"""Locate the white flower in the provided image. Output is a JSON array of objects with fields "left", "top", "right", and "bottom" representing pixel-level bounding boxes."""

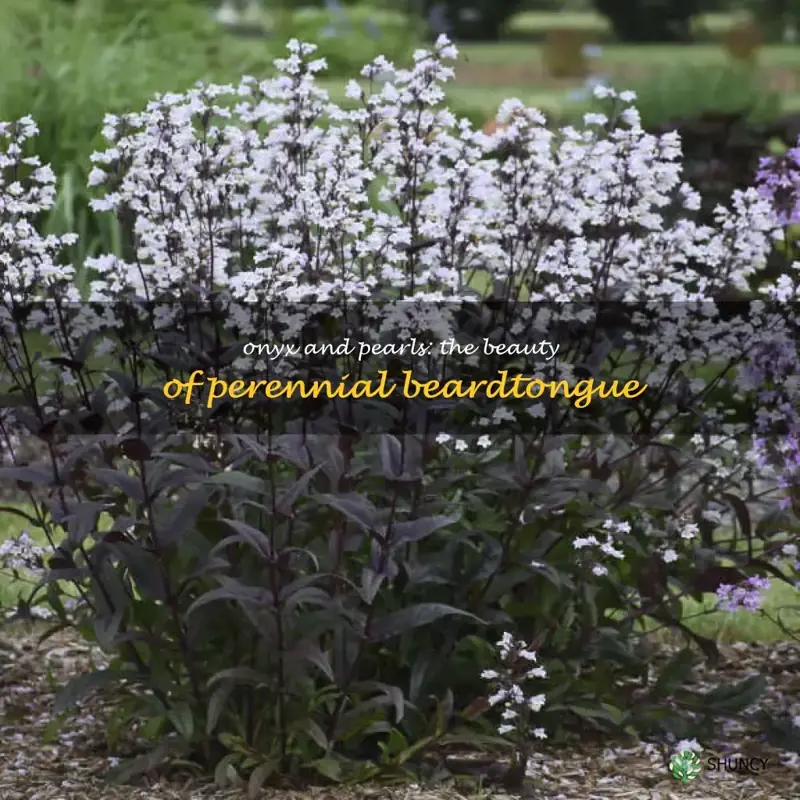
[
  {"left": 662, "top": 548, "right": 679, "bottom": 563},
  {"left": 583, "top": 112, "right": 608, "bottom": 127},
  {"left": 532, "top": 727, "right": 548, "bottom": 739},
  {"left": 488, "top": 690, "right": 507, "bottom": 706},
  {"left": 527, "top": 694, "right": 546, "bottom": 712},
  {"left": 477, "top": 434, "right": 492, "bottom": 449},
  {"left": 454, "top": 439, "right": 469, "bottom": 452},
  {"left": 526, "top": 666, "right": 547, "bottom": 679},
  {"left": 435, "top": 432, "right": 451, "bottom": 444},
  {"left": 498, "top": 723, "right": 515, "bottom": 735},
  {"left": 481, "top": 669, "right": 499, "bottom": 680},
  {"left": 680, "top": 522, "right": 700, "bottom": 540},
  {"left": 592, "top": 84, "right": 616, "bottom": 99},
  {"left": 574, "top": 536, "right": 598, "bottom": 549}
]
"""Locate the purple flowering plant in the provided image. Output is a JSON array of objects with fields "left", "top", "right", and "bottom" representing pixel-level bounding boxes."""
[{"left": 0, "top": 36, "right": 799, "bottom": 788}]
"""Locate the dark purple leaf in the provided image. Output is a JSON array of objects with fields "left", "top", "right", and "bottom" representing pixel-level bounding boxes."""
[{"left": 369, "top": 603, "right": 483, "bottom": 642}]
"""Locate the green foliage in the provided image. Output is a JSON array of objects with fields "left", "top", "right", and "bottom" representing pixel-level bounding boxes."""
[
  {"left": 585, "top": 64, "right": 782, "bottom": 130},
  {"left": 65, "top": 0, "right": 216, "bottom": 42},
  {"left": 506, "top": 9, "right": 613, "bottom": 41},
  {"left": 742, "top": 0, "right": 800, "bottom": 41},
  {"left": 0, "top": 0, "right": 272, "bottom": 277},
  {"left": 591, "top": 0, "right": 711, "bottom": 42},
  {"left": 275, "top": 7, "right": 423, "bottom": 76},
  {"left": 418, "top": 0, "right": 525, "bottom": 41}
]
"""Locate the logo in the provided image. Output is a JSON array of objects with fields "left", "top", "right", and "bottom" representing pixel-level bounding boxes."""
[
  {"left": 707, "top": 756, "right": 770, "bottom": 774},
  {"left": 670, "top": 750, "right": 702, "bottom": 783}
]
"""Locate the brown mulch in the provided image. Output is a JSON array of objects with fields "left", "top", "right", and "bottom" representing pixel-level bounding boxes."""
[{"left": 1, "top": 624, "right": 799, "bottom": 800}]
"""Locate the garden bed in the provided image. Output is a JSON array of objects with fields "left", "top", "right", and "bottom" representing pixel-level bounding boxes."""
[{"left": 2, "top": 625, "right": 798, "bottom": 800}]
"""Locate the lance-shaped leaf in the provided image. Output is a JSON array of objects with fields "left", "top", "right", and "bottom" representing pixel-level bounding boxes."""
[
  {"left": 276, "top": 463, "right": 324, "bottom": 518},
  {"left": 187, "top": 578, "right": 273, "bottom": 615},
  {"left": 369, "top": 603, "right": 484, "bottom": 641},
  {"left": 390, "top": 512, "right": 460, "bottom": 548},
  {"left": 55, "top": 668, "right": 128, "bottom": 714},
  {"left": 318, "top": 492, "right": 379, "bottom": 532},
  {"left": 219, "top": 518, "right": 273, "bottom": 561},
  {"left": 159, "top": 485, "right": 211, "bottom": 546},
  {"left": 209, "top": 471, "right": 266, "bottom": 495},
  {"left": 88, "top": 467, "right": 145, "bottom": 504}
]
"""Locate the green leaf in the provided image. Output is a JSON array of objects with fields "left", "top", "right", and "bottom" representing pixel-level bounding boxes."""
[
  {"left": 310, "top": 757, "right": 342, "bottom": 781},
  {"left": 105, "top": 740, "right": 173, "bottom": 784},
  {"left": 651, "top": 647, "right": 694, "bottom": 698},
  {"left": 209, "top": 471, "right": 266, "bottom": 495},
  {"left": 297, "top": 718, "right": 329, "bottom": 750},
  {"left": 390, "top": 513, "right": 460, "bottom": 548},
  {"left": 213, "top": 753, "right": 239, "bottom": 788},
  {"left": 703, "top": 674, "right": 766, "bottom": 712},
  {"left": 551, "top": 702, "right": 624, "bottom": 727},
  {"left": 54, "top": 668, "right": 125, "bottom": 714},
  {"left": 89, "top": 467, "right": 145, "bottom": 503},
  {"left": 219, "top": 518, "right": 273, "bottom": 561},
  {"left": 208, "top": 666, "right": 271, "bottom": 687},
  {"left": 248, "top": 761, "right": 276, "bottom": 798},
  {"left": 206, "top": 684, "right": 234, "bottom": 736},
  {"left": 318, "top": 492, "right": 378, "bottom": 532},
  {"left": 439, "top": 728, "right": 514, "bottom": 751},
  {"left": 160, "top": 485, "right": 211, "bottom": 546},
  {"left": 276, "top": 463, "right": 324, "bottom": 517},
  {"left": 168, "top": 703, "right": 194, "bottom": 741},
  {"left": 112, "top": 542, "right": 167, "bottom": 600},
  {"left": 369, "top": 603, "right": 484, "bottom": 641},
  {"left": 140, "top": 715, "right": 166, "bottom": 741},
  {"left": 42, "top": 714, "right": 66, "bottom": 744}
]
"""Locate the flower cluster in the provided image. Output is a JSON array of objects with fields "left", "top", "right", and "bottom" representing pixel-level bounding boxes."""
[
  {"left": 482, "top": 633, "right": 548, "bottom": 739},
  {"left": 715, "top": 575, "right": 772, "bottom": 613},
  {"left": 755, "top": 143, "right": 800, "bottom": 226},
  {"left": 0, "top": 531, "right": 46, "bottom": 572},
  {"left": 573, "top": 519, "right": 627, "bottom": 577}
]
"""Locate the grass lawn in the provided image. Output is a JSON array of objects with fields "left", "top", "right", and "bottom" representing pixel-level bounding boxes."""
[
  {"left": 505, "top": 10, "right": 749, "bottom": 40},
  {"left": 458, "top": 41, "right": 800, "bottom": 68},
  {"left": 305, "top": 36, "right": 800, "bottom": 123}
]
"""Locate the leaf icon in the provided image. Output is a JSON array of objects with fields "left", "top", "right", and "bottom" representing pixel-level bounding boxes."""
[{"left": 669, "top": 750, "right": 702, "bottom": 783}]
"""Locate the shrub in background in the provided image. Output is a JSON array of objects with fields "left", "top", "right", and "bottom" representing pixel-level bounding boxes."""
[
  {"left": 278, "top": 6, "right": 423, "bottom": 76},
  {"left": 541, "top": 29, "right": 590, "bottom": 79},
  {"left": 591, "top": 0, "right": 710, "bottom": 42},
  {"left": 418, "top": 0, "right": 523, "bottom": 41},
  {"left": 0, "top": 0, "right": 277, "bottom": 279},
  {"left": 722, "top": 19, "right": 764, "bottom": 63},
  {"left": 1, "top": 37, "right": 800, "bottom": 790},
  {"left": 742, "top": 0, "right": 800, "bottom": 42},
  {"left": 62, "top": 0, "right": 217, "bottom": 41}
]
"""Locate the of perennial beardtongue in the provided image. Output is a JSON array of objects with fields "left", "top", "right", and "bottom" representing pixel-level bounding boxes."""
[{"left": 2, "top": 35, "right": 800, "bottom": 770}]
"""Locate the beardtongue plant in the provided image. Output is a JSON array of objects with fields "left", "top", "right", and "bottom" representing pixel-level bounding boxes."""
[{"left": 1, "top": 34, "right": 800, "bottom": 789}]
